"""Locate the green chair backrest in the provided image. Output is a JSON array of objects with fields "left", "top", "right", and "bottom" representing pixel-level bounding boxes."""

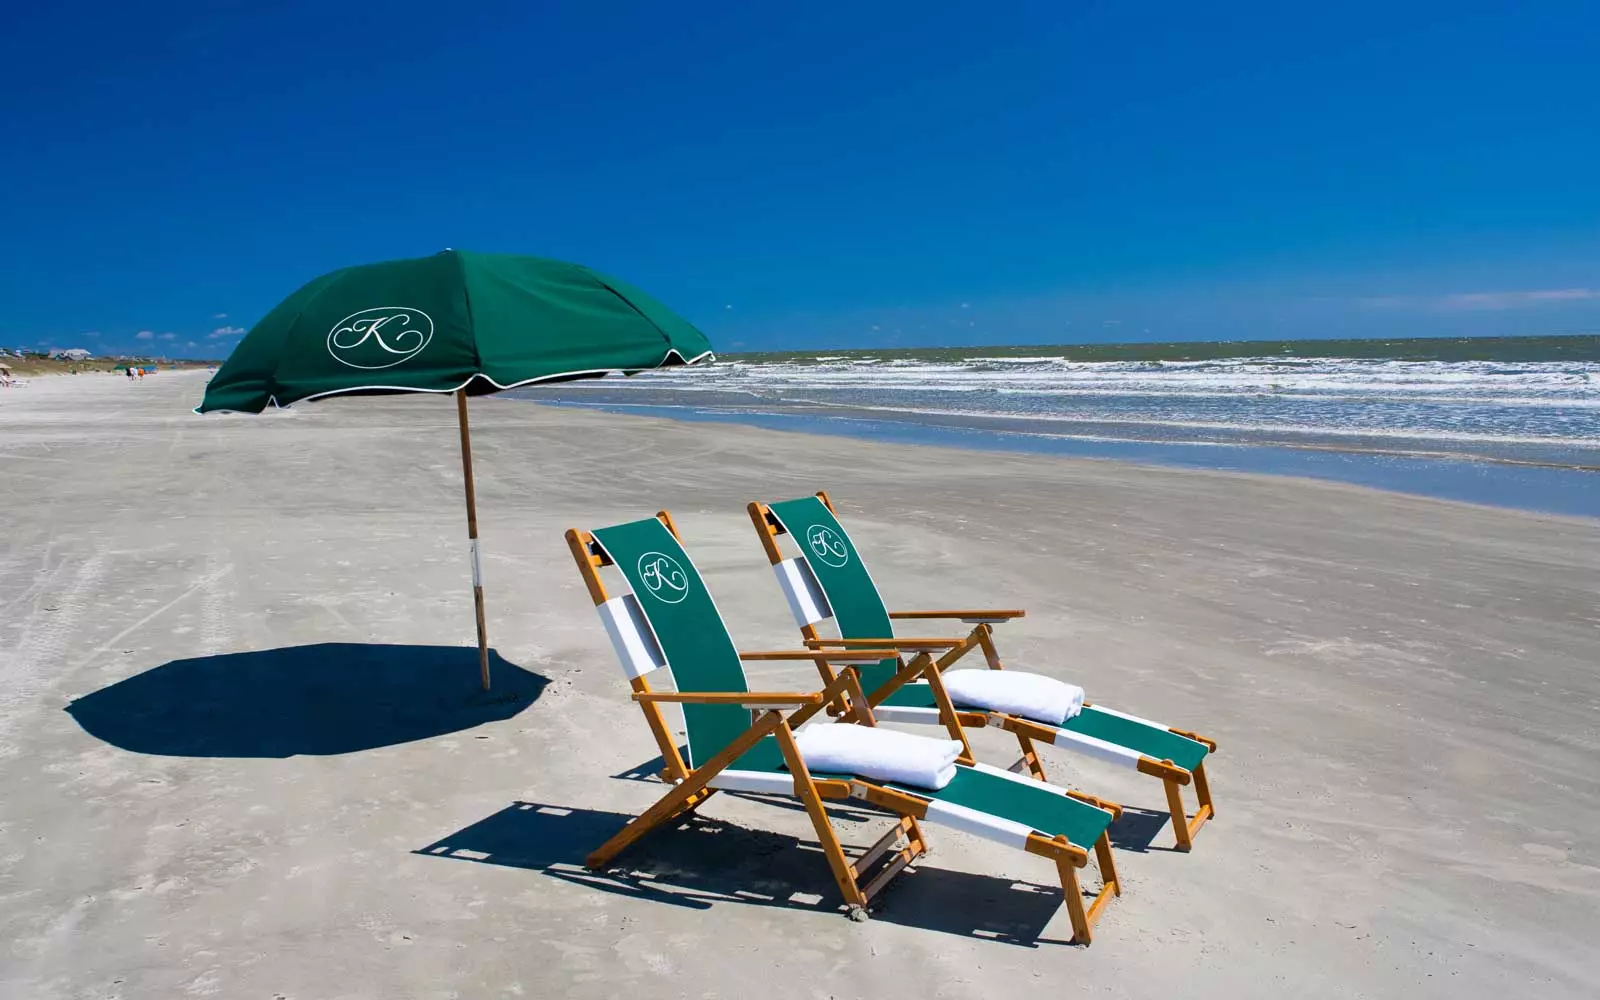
[
  {"left": 590, "top": 517, "right": 750, "bottom": 768},
  {"left": 765, "top": 496, "right": 898, "bottom": 690}
]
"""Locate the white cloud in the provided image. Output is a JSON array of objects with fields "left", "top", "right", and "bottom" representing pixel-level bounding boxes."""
[
  {"left": 84, "top": 330, "right": 101, "bottom": 338},
  {"left": 1443, "top": 289, "right": 1600, "bottom": 310},
  {"left": 186, "top": 341, "right": 197, "bottom": 348},
  {"left": 135, "top": 330, "right": 155, "bottom": 340},
  {"left": 213, "top": 312, "right": 228, "bottom": 319},
  {"left": 1358, "top": 288, "right": 1600, "bottom": 311},
  {"left": 159, "top": 332, "right": 177, "bottom": 340},
  {"left": 210, "top": 325, "right": 246, "bottom": 338}
]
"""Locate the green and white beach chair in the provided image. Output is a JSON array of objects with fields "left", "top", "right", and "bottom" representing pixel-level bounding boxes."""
[
  {"left": 748, "top": 492, "right": 1217, "bottom": 851},
  {"left": 566, "top": 511, "right": 1123, "bottom": 943}
]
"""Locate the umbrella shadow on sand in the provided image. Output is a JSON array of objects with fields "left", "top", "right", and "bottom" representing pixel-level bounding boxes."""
[
  {"left": 418, "top": 801, "right": 1081, "bottom": 947},
  {"left": 65, "top": 643, "right": 547, "bottom": 758}
]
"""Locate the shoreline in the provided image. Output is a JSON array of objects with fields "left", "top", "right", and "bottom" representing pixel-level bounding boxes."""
[{"left": 527, "top": 397, "right": 1600, "bottom": 520}]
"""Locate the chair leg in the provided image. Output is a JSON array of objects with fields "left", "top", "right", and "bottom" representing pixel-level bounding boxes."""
[
  {"left": 1161, "top": 762, "right": 1216, "bottom": 851},
  {"left": 1194, "top": 761, "right": 1215, "bottom": 817},
  {"left": 772, "top": 721, "right": 869, "bottom": 908},
  {"left": 1081, "top": 837, "right": 1118, "bottom": 935},
  {"left": 905, "top": 815, "right": 928, "bottom": 856},
  {"left": 1056, "top": 857, "right": 1092, "bottom": 945},
  {"left": 588, "top": 709, "right": 784, "bottom": 869},
  {"left": 1164, "top": 777, "right": 1193, "bottom": 852},
  {"left": 1094, "top": 830, "right": 1121, "bottom": 898},
  {"left": 1012, "top": 732, "right": 1050, "bottom": 781},
  {"left": 1185, "top": 762, "right": 1215, "bottom": 841},
  {"left": 587, "top": 785, "right": 718, "bottom": 869}
]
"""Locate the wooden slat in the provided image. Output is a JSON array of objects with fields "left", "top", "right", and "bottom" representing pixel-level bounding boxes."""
[
  {"left": 585, "top": 709, "right": 787, "bottom": 869},
  {"left": 888, "top": 609, "right": 1025, "bottom": 620},
  {"left": 632, "top": 691, "right": 825, "bottom": 706},
  {"left": 1137, "top": 757, "right": 1192, "bottom": 784},
  {"left": 738, "top": 649, "right": 903, "bottom": 662},
  {"left": 563, "top": 529, "right": 610, "bottom": 606},
  {"left": 804, "top": 637, "right": 964, "bottom": 649}
]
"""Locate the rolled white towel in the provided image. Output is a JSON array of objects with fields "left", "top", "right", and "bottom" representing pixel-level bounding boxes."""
[
  {"left": 795, "top": 722, "right": 962, "bottom": 790},
  {"left": 941, "top": 669, "right": 1084, "bottom": 726}
]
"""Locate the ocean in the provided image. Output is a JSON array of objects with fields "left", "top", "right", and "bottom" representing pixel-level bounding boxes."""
[{"left": 514, "top": 335, "right": 1600, "bottom": 518}]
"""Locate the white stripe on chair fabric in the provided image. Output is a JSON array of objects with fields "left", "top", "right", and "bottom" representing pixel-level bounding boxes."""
[
  {"left": 971, "top": 760, "right": 1081, "bottom": 800},
  {"left": 876, "top": 678, "right": 1152, "bottom": 771},
  {"left": 966, "top": 761, "right": 1120, "bottom": 816},
  {"left": 708, "top": 768, "right": 1041, "bottom": 852},
  {"left": 870, "top": 681, "right": 943, "bottom": 725},
  {"left": 1046, "top": 727, "right": 1146, "bottom": 769},
  {"left": 708, "top": 769, "right": 798, "bottom": 795},
  {"left": 866, "top": 684, "right": 1146, "bottom": 769},
  {"left": 773, "top": 557, "right": 833, "bottom": 627},
  {"left": 597, "top": 594, "right": 668, "bottom": 679},
  {"left": 871, "top": 704, "right": 943, "bottom": 724},
  {"left": 922, "top": 798, "right": 1033, "bottom": 851},
  {"left": 1085, "top": 703, "right": 1174, "bottom": 732}
]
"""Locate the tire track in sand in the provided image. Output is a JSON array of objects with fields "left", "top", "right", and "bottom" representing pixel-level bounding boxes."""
[{"left": 0, "top": 551, "right": 107, "bottom": 761}]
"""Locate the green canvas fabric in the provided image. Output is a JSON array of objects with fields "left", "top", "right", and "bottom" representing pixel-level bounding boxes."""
[
  {"left": 909, "top": 767, "right": 1112, "bottom": 848},
  {"left": 732, "top": 750, "right": 1111, "bottom": 848},
  {"left": 878, "top": 684, "right": 941, "bottom": 708},
  {"left": 765, "top": 497, "right": 899, "bottom": 687},
  {"left": 874, "top": 682, "right": 1208, "bottom": 769},
  {"left": 589, "top": 518, "right": 754, "bottom": 770},
  {"left": 767, "top": 496, "right": 1208, "bottom": 772},
  {"left": 199, "top": 250, "right": 713, "bottom": 413},
  {"left": 590, "top": 515, "right": 1113, "bottom": 847},
  {"left": 1064, "top": 709, "right": 1209, "bottom": 771},
  {"left": 697, "top": 732, "right": 1110, "bottom": 846}
]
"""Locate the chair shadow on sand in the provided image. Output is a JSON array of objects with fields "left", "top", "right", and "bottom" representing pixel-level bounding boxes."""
[
  {"left": 419, "top": 795, "right": 1093, "bottom": 947},
  {"left": 65, "top": 643, "right": 548, "bottom": 758}
]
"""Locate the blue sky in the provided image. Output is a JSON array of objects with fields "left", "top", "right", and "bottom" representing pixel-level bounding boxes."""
[{"left": 2, "top": 1, "right": 1597, "bottom": 356}]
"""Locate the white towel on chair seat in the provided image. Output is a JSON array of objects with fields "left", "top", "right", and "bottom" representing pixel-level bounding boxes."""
[
  {"left": 795, "top": 723, "right": 961, "bottom": 790},
  {"left": 941, "top": 669, "right": 1084, "bottom": 725}
]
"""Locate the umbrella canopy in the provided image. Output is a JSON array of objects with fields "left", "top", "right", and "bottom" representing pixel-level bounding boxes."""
[
  {"left": 198, "top": 250, "right": 714, "bottom": 689},
  {"left": 199, "top": 249, "right": 712, "bottom": 413}
]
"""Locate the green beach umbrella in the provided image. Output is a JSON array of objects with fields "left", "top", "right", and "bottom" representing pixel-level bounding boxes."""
[{"left": 200, "top": 249, "right": 714, "bottom": 689}]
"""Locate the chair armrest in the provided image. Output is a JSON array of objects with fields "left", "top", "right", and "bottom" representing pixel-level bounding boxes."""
[
  {"left": 633, "top": 690, "right": 826, "bottom": 707},
  {"left": 888, "top": 609, "right": 1024, "bottom": 623},
  {"left": 803, "top": 637, "right": 965, "bottom": 649},
  {"left": 739, "top": 649, "right": 901, "bottom": 663}
]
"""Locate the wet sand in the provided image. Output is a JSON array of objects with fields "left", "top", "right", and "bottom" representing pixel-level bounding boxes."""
[{"left": 2, "top": 370, "right": 1596, "bottom": 998}]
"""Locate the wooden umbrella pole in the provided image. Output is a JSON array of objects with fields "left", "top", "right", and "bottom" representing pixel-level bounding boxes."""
[{"left": 456, "top": 389, "right": 491, "bottom": 691}]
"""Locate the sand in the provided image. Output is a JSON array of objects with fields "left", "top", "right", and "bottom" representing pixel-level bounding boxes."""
[{"left": 1, "top": 370, "right": 1596, "bottom": 998}]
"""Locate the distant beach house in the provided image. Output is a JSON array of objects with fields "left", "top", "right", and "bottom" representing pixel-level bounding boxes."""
[{"left": 48, "top": 348, "right": 93, "bottom": 361}]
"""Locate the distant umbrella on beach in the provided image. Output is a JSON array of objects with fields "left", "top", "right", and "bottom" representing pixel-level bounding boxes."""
[{"left": 198, "top": 250, "right": 714, "bottom": 689}]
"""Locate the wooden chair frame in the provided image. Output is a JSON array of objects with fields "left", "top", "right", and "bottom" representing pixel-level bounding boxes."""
[
  {"left": 748, "top": 491, "right": 1217, "bottom": 851},
  {"left": 565, "top": 513, "right": 1120, "bottom": 942}
]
